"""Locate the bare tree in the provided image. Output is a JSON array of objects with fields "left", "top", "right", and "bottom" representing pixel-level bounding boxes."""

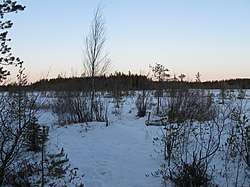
[{"left": 83, "top": 4, "right": 111, "bottom": 120}]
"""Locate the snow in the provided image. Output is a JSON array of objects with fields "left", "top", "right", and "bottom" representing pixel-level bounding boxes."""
[
  {"left": 47, "top": 99, "right": 162, "bottom": 187},
  {"left": 37, "top": 90, "right": 250, "bottom": 187}
]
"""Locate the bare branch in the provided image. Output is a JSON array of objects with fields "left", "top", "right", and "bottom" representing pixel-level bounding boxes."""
[{"left": 83, "top": 4, "right": 110, "bottom": 77}]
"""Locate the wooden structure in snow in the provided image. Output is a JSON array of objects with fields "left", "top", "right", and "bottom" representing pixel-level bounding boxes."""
[{"left": 145, "top": 112, "right": 168, "bottom": 126}]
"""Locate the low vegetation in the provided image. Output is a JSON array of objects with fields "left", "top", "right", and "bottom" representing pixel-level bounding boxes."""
[{"left": 1, "top": 1, "right": 250, "bottom": 186}]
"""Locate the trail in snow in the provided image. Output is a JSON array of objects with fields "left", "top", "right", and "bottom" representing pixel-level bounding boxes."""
[{"left": 53, "top": 116, "right": 161, "bottom": 187}]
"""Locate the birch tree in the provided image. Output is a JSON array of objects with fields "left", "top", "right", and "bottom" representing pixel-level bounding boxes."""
[{"left": 83, "top": 5, "right": 110, "bottom": 121}]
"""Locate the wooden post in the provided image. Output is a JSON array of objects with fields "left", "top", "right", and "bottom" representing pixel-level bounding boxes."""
[
  {"left": 147, "top": 112, "right": 151, "bottom": 126},
  {"left": 41, "top": 126, "right": 45, "bottom": 187}
]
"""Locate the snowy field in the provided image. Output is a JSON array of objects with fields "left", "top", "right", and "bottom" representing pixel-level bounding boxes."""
[
  {"left": 38, "top": 90, "right": 250, "bottom": 187},
  {"left": 40, "top": 97, "right": 162, "bottom": 187}
]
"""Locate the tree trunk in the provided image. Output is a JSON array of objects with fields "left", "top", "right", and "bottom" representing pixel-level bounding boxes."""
[
  {"left": 157, "top": 91, "right": 160, "bottom": 115},
  {"left": 0, "top": 168, "right": 5, "bottom": 186},
  {"left": 91, "top": 76, "right": 95, "bottom": 121}
]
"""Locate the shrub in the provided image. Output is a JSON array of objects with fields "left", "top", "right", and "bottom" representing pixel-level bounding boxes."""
[
  {"left": 170, "top": 159, "right": 213, "bottom": 187},
  {"left": 167, "top": 90, "right": 216, "bottom": 123},
  {"left": 135, "top": 90, "right": 149, "bottom": 117},
  {"left": 52, "top": 91, "right": 91, "bottom": 125},
  {"left": 52, "top": 91, "right": 107, "bottom": 125}
]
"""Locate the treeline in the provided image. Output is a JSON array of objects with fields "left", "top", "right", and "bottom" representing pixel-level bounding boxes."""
[
  {"left": 30, "top": 72, "right": 150, "bottom": 91},
  {"left": 193, "top": 78, "right": 250, "bottom": 89},
  {"left": 1, "top": 72, "right": 250, "bottom": 91}
]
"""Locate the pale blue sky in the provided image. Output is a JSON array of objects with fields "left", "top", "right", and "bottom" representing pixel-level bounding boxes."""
[{"left": 8, "top": 0, "right": 250, "bottom": 82}]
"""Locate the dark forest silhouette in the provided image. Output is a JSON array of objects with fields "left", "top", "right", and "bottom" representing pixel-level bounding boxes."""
[{"left": 1, "top": 72, "right": 250, "bottom": 91}]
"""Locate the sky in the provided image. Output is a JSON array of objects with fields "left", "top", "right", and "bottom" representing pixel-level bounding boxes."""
[{"left": 6, "top": 0, "right": 250, "bottom": 82}]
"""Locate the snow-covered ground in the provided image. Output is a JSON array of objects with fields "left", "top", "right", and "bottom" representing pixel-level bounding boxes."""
[
  {"left": 38, "top": 90, "right": 250, "bottom": 187},
  {"left": 54, "top": 121, "right": 160, "bottom": 187},
  {"left": 43, "top": 97, "right": 162, "bottom": 187}
]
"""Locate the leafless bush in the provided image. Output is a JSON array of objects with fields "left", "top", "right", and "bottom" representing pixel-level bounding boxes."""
[
  {"left": 153, "top": 122, "right": 184, "bottom": 167},
  {"left": 225, "top": 95, "right": 250, "bottom": 184},
  {"left": 153, "top": 119, "right": 222, "bottom": 186},
  {"left": 152, "top": 90, "right": 225, "bottom": 186},
  {"left": 52, "top": 91, "right": 107, "bottom": 125},
  {"left": 166, "top": 89, "right": 216, "bottom": 123},
  {"left": 135, "top": 90, "right": 150, "bottom": 117},
  {"left": 170, "top": 157, "right": 213, "bottom": 187},
  {"left": 52, "top": 91, "right": 91, "bottom": 125},
  {"left": 93, "top": 95, "right": 107, "bottom": 122}
]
